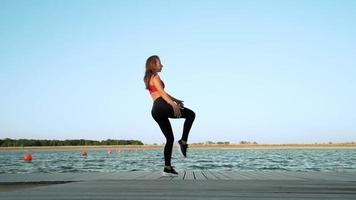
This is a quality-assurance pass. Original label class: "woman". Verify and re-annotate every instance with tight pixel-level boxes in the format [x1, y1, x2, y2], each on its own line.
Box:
[144, 55, 196, 176]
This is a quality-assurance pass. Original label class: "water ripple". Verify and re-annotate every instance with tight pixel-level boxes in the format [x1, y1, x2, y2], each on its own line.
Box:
[1, 149, 356, 173]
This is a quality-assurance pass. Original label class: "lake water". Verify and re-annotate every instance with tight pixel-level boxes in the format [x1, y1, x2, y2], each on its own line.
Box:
[1, 149, 356, 173]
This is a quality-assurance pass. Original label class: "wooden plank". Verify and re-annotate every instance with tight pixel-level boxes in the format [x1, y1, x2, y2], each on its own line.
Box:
[184, 170, 195, 180]
[236, 171, 271, 180]
[2, 171, 356, 182]
[258, 171, 304, 180]
[2, 179, 356, 199]
[278, 171, 348, 181]
[208, 171, 230, 180]
[158, 175, 174, 181]
[201, 170, 218, 180]
[277, 171, 310, 181]
[323, 171, 356, 181]
[193, 171, 207, 180]
[206, 171, 220, 179]
[0, 173, 75, 183]
[221, 171, 252, 180]
[239, 171, 280, 180]
[314, 171, 356, 181]
[279, 171, 356, 181]
[171, 170, 185, 180]
[135, 171, 162, 180]
[217, 171, 235, 180]
[104, 171, 149, 180]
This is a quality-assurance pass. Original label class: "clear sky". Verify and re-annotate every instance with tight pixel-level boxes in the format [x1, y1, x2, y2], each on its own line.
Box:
[1, 0, 355, 144]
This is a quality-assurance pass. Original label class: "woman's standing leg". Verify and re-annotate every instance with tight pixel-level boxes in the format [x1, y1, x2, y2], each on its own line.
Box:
[153, 117, 174, 167]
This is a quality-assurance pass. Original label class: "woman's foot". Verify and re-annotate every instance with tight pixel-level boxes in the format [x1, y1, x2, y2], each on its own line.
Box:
[177, 140, 188, 157]
[162, 166, 178, 176]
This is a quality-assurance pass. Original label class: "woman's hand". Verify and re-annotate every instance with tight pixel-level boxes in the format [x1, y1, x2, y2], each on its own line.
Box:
[176, 100, 184, 109]
[178, 102, 184, 109]
[172, 103, 182, 118]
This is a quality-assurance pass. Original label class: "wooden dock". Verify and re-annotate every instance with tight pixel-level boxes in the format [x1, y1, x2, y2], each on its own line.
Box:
[1, 170, 356, 199]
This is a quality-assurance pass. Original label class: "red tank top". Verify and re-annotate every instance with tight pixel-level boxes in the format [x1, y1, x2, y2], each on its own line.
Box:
[148, 81, 165, 93]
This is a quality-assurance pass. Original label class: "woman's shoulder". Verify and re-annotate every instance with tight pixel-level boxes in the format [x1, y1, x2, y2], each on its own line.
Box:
[152, 73, 160, 77]
[149, 74, 161, 85]
[151, 74, 161, 81]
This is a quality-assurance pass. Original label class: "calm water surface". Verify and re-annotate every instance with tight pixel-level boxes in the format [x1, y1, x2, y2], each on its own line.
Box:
[1, 149, 355, 173]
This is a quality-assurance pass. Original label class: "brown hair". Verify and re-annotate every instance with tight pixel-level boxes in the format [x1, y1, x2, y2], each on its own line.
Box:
[143, 55, 160, 89]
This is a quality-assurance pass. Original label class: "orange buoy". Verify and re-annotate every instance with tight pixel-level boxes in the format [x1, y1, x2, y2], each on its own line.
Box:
[23, 153, 32, 162]
[81, 151, 88, 156]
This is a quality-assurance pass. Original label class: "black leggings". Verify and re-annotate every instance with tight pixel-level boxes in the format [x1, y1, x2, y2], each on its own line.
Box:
[151, 97, 195, 166]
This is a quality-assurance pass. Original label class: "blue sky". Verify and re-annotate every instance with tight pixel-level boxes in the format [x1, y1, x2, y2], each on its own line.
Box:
[1, 0, 355, 144]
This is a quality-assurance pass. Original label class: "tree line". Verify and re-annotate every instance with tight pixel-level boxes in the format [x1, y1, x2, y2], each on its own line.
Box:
[0, 138, 143, 147]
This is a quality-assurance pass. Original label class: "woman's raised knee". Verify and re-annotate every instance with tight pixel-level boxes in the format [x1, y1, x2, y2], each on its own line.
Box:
[189, 110, 196, 120]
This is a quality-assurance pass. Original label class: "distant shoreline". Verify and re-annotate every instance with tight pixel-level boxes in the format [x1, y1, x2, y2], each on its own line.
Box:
[1, 143, 356, 151]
